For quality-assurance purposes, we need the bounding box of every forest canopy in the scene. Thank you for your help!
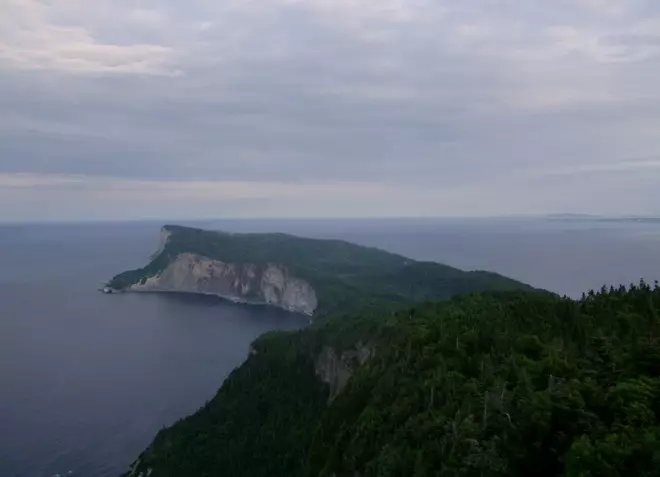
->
[127,281,660,477]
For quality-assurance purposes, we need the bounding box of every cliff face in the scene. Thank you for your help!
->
[151,228,171,259]
[314,342,374,400]
[129,252,318,315]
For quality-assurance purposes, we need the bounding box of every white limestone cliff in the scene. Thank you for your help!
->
[128,252,318,315]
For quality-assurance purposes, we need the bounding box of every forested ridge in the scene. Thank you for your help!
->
[127,281,660,477]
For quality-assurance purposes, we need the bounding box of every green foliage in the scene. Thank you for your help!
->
[109,225,533,316]
[308,283,660,477]
[128,331,329,477]
[128,283,660,477]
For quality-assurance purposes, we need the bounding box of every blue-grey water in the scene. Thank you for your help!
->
[1,218,660,477]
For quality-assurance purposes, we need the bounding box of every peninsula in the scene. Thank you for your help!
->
[108,224,533,317]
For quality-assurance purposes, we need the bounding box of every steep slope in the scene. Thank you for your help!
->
[126,283,660,477]
[308,283,660,477]
[108,225,534,317]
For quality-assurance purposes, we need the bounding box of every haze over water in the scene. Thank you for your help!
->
[1,218,659,477]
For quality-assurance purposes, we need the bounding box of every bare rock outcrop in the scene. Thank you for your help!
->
[315,342,374,400]
[129,253,317,315]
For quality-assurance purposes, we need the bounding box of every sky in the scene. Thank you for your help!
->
[1,0,659,221]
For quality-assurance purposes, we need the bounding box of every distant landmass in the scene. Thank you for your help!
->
[597,216,660,224]
[545,213,602,220]
[546,213,660,224]
[108,224,534,317]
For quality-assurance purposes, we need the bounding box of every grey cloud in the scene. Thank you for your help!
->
[1,0,660,219]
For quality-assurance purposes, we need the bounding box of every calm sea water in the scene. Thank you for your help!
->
[1,218,660,477]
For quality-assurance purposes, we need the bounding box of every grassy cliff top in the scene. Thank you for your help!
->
[109,224,535,316]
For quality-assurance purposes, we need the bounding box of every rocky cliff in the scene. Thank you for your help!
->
[150,228,171,259]
[314,342,374,400]
[128,252,318,315]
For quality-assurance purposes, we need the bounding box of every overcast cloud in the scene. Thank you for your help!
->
[1,0,659,220]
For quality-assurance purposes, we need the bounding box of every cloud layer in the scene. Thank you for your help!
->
[1,0,659,220]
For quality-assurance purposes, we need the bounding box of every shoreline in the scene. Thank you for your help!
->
[103,287,315,318]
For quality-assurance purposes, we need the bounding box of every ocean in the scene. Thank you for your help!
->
[1,218,659,477]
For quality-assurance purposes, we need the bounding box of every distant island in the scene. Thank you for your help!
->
[546,213,660,224]
[108,224,534,317]
[596,216,660,224]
